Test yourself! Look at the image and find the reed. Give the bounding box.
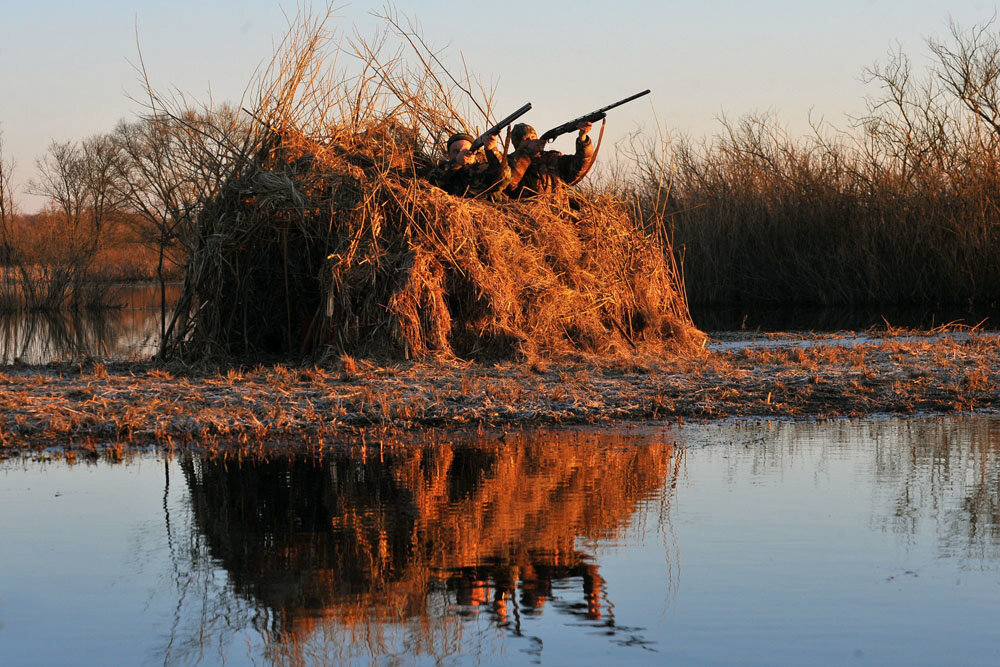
[157,7,700,362]
[626,21,1000,309]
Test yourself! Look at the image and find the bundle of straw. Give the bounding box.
[159,7,701,362]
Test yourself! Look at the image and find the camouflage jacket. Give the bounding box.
[427,144,510,199]
[505,135,595,199]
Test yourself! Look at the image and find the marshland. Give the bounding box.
[3,5,1000,665]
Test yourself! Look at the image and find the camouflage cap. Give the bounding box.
[446,132,475,149]
[511,123,536,147]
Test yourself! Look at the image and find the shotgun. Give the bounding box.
[470,103,533,151]
[539,90,650,143]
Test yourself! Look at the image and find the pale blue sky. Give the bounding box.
[1,1,997,210]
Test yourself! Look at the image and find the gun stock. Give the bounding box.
[539,89,650,143]
[470,103,533,151]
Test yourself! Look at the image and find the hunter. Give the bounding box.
[427,132,510,199]
[504,121,595,199]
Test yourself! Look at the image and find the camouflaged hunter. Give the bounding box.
[505,90,651,199]
[505,122,595,199]
[427,132,511,199]
[426,104,530,199]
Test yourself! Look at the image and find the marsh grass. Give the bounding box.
[622,22,1000,310]
[2,333,999,459]
[653,115,1000,307]
[149,6,699,363]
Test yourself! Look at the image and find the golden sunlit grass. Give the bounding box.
[150,7,700,363]
[1,333,999,460]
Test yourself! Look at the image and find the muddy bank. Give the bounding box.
[1,332,998,458]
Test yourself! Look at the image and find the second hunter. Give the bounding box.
[505,121,595,199]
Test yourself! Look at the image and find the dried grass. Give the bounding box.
[160,8,700,362]
[621,23,1000,308]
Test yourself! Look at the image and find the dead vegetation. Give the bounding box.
[2,333,999,459]
[621,19,1000,308]
[154,6,699,363]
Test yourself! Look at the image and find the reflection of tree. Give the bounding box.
[870,418,1000,562]
[176,433,680,663]
[734,418,1000,564]
[0,284,177,363]
[0,310,122,363]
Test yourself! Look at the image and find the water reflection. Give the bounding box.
[175,434,680,663]
[5,418,1000,664]
[0,283,179,364]
[689,417,1000,572]
[869,419,1000,561]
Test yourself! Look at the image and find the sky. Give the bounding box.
[2,0,999,211]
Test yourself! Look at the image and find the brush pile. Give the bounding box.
[160,9,701,362]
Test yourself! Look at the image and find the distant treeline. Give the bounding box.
[2,210,170,281]
[0,109,235,311]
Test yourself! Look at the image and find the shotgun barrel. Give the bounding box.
[470,103,533,151]
[539,89,650,143]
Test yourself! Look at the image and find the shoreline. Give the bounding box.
[1,332,998,460]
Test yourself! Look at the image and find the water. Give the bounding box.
[0,284,179,364]
[693,304,998,334]
[4,290,992,366]
[3,416,1000,665]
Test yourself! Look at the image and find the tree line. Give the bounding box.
[0,106,245,330]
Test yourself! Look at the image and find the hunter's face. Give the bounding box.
[518,131,537,149]
[448,139,475,166]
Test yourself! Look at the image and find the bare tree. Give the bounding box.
[80,134,125,246]
[19,136,126,309]
[112,106,249,347]
[31,141,88,233]
[0,128,17,310]
[29,136,125,260]
[0,128,15,261]
[930,18,1000,140]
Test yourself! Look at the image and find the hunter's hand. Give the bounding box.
[523,138,546,155]
[483,133,498,152]
[577,121,593,140]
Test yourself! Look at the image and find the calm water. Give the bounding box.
[3,417,1000,665]
[3,290,993,366]
[0,284,179,364]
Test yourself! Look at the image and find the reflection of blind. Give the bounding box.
[180,437,679,635]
